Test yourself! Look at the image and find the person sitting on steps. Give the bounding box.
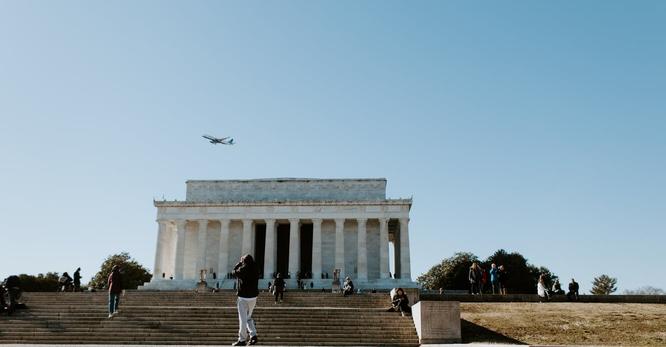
[342,277,354,296]
[387,288,412,316]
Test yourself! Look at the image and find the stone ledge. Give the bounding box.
[421,293,666,304]
[412,301,461,344]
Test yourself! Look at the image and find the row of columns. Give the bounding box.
[153,217,410,282]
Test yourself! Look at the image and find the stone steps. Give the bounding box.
[2,291,419,346]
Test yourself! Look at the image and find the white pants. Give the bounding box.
[237,296,257,341]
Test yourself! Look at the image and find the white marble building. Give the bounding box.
[141,178,415,290]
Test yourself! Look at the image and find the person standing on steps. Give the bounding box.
[232,254,259,346]
[73,268,82,292]
[107,265,122,318]
[272,273,285,304]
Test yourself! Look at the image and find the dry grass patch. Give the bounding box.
[461,302,666,345]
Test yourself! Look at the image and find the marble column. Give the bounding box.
[174,220,187,280]
[357,218,368,280]
[241,219,253,256]
[218,219,230,279]
[399,218,411,279]
[311,218,323,280]
[288,218,300,278]
[196,220,208,279]
[334,218,345,278]
[153,220,168,280]
[263,219,277,279]
[379,218,390,279]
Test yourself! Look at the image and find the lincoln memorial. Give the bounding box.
[141,178,415,290]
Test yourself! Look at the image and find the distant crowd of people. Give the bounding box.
[467,262,508,295]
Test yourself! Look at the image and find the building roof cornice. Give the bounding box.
[154,198,412,208]
[185,177,387,184]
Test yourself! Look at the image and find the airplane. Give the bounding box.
[202,134,235,145]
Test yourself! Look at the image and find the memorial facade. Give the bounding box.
[141,178,415,290]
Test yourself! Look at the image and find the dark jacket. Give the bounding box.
[73,271,81,285]
[232,260,259,298]
[392,293,410,311]
[569,281,579,293]
[108,270,122,294]
[273,278,285,291]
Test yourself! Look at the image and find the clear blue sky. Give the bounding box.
[1,1,664,293]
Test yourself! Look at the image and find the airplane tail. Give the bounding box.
[229,139,234,145]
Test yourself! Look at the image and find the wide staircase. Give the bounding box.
[1,291,419,346]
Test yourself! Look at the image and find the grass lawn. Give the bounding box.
[461,302,666,345]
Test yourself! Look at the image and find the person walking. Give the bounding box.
[272,273,285,304]
[73,268,82,292]
[468,262,481,294]
[489,263,499,294]
[232,254,259,346]
[107,265,122,318]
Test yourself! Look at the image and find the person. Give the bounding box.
[59,272,73,292]
[343,276,354,296]
[73,268,82,292]
[489,263,499,294]
[272,273,285,304]
[439,287,444,295]
[551,279,564,295]
[567,278,580,301]
[2,275,21,315]
[468,262,481,295]
[232,254,259,346]
[479,266,488,294]
[107,265,122,318]
[498,265,509,295]
[0,283,7,314]
[388,288,412,316]
[537,274,550,302]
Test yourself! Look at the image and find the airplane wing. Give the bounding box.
[202,135,215,140]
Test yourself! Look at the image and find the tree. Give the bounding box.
[17,272,61,292]
[623,286,664,295]
[417,249,558,294]
[590,274,617,295]
[484,249,558,294]
[89,252,152,290]
[417,252,479,290]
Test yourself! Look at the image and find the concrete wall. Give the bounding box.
[412,301,461,344]
[186,178,387,202]
[421,293,666,303]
